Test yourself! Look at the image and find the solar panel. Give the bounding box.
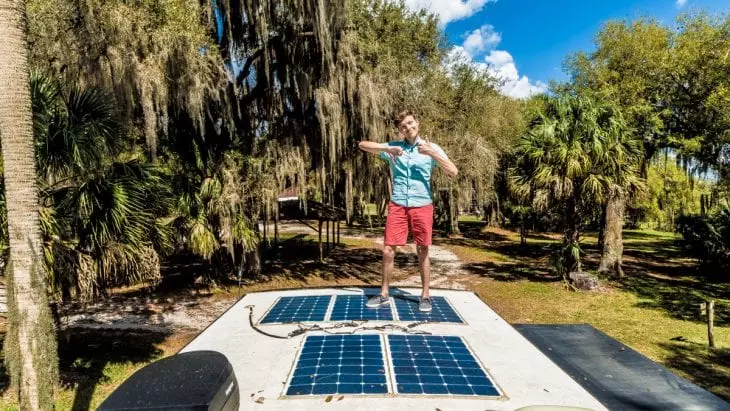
[393,296,464,323]
[259,295,332,324]
[285,335,389,396]
[329,295,394,321]
[387,335,499,396]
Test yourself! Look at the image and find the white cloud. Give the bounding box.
[676,0,687,6]
[446,33,546,99]
[463,25,502,56]
[402,0,495,26]
[482,50,547,99]
[483,49,512,67]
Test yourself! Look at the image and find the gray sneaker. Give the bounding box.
[418,297,433,312]
[365,294,390,308]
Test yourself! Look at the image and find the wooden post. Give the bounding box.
[274,200,279,250]
[318,220,323,262]
[337,220,340,245]
[708,300,715,348]
[331,218,336,248]
[263,214,268,247]
[326,219,330,254]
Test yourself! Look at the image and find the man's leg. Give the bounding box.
[381,245,396,297]
[410,204,434,302]
[367,202,407,308]
[417,245,430,298]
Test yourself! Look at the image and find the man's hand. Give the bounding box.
[419,140,459,178]
[417,141,437,157]
[386,146,404,158]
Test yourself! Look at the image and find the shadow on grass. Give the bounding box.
[456,222,730,326]
[262,238,382,284]
[441,221,561,282]
[615,273,730,326]
[0,329,168,411]
[461,260,560,282]
[623,230,678,241]
[454,221,512,242]
[659,342,730,402]
[58,329,168,411]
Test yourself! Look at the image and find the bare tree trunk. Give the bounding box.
[449,186,460,235]
[520,219,527,246]
[599,193,625,277]
[345,168,353,225]
[597,204,606,251]
[0,1,59,408]
[563,196,582,274]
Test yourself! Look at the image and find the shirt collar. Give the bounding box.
[405,136,421,148]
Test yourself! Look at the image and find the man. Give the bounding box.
[358,110,458,312]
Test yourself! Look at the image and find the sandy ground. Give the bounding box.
[59,295,238,333]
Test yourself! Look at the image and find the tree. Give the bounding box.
[565,18,670,276]
[629,156,710,230]
[511,93,641,278]
[0,0,58,408]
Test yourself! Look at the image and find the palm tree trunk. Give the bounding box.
[564,196,581,273]
[0,0,59,408]
[598,192,625,277]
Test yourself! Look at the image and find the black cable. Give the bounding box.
[247,305,432,339]
[246,305,290,339]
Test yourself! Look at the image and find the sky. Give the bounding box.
[402,0,728,98]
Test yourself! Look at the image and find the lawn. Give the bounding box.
[0,222,728,409]
[441,221,730,400]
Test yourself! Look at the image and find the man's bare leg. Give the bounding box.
[417,245,430,298]
[381,245,396,296]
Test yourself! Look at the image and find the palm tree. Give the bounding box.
[28,73,172,300]
[511,93,641,278]
[0,0,58,408]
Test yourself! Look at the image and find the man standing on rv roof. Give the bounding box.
[358,110,458,312]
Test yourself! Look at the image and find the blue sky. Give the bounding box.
[404,0,727,98]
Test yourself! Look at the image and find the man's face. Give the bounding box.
[398,115,419,140]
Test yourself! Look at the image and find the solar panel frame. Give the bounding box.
[392,295,466,324]
[282,334,391,397]
[385,334,502,398]
[329,294,395,322]
[257,295,333,324]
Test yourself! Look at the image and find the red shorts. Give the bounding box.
[384,202,434,246]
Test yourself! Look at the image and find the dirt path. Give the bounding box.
[368,237,467,290]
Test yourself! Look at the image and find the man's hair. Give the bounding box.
[395,110,418,127]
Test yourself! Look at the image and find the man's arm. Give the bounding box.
[359,141,403,158]
[418,142,458,178]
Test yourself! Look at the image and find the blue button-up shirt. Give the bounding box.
[380,137,448,208]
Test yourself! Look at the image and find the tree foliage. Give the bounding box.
[511,93,642,275]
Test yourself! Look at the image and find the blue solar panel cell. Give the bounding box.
[329,295,394,321]
[286,335,389,396]
[388,335,499,397]
[394,296,463,323]
[259,295,331,324]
